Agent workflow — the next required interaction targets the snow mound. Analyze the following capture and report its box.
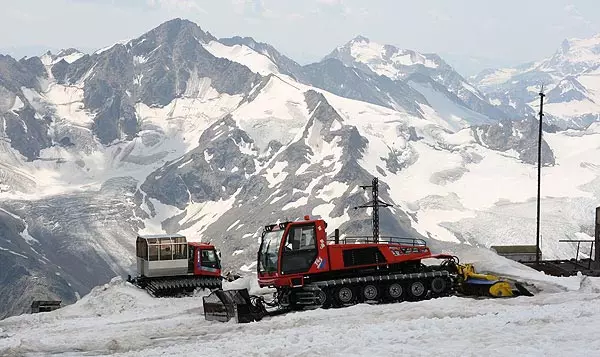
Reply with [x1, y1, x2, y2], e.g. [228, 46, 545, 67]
[64, 277, 155, 317]
[578, 274, 600, 293]
[433, 244, 595, 294]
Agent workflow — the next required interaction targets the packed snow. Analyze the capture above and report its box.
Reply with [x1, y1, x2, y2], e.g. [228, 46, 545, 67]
[2, 251, 600, 356]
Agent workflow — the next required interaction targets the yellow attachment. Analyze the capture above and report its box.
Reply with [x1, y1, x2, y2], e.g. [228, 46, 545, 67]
[457, 264, 500, 281]
[488, 282, 514, 297]
[456, 263, 516, 297]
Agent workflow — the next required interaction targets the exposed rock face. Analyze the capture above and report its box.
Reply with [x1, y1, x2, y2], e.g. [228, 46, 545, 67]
[141, 115, 259, 209]
[473, 118, 555, 166]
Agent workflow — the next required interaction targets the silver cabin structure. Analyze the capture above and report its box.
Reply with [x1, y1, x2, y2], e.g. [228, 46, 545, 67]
[136, 234, 189, 277]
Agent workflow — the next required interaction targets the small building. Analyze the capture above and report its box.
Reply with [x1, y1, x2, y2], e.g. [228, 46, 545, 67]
[31, 300, 61, 314]
[490, 245, 542, 263]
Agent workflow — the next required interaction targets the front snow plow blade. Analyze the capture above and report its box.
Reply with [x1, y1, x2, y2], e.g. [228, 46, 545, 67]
[202, 289, 268, 323]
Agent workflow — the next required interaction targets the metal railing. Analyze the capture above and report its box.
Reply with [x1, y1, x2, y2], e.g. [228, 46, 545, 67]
[558, 239, 595, 269]
[327, 234, 427, 246]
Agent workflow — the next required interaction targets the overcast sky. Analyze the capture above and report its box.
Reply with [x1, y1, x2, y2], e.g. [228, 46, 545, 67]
[1, 0, 599, 75]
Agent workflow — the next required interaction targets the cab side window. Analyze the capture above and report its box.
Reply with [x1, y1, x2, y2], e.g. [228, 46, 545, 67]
[286, 226, 315, 251]
[280, 224, 318, 275]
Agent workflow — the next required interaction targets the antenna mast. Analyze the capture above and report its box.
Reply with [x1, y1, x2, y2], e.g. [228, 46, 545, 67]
[354, 177, 393, 243]
[536, 86, 545, 266]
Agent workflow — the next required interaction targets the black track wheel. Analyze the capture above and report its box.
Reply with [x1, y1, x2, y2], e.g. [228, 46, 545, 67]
[407, 280, 427, 300]
[386, 282, 404, 301]
[315, 288, 332, 309]
[362, 284, 379, 301]
[430, 277, 448, 296]
[336, 286, 354, 305]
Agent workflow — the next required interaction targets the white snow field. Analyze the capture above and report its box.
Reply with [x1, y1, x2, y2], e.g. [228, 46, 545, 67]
[2, 251, 600, 357]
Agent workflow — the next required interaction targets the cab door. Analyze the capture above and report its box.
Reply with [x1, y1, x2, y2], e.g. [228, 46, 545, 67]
[195, 248, 221, 276]
[188, 245, 195, 273]
[280, 224, 319, 275]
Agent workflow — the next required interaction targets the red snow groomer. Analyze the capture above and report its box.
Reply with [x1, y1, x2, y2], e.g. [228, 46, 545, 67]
[202, 178, 533, 323]
[254, 216, 454, 308]
[254, 178, 455, 309]
[128, 234, 223, 297]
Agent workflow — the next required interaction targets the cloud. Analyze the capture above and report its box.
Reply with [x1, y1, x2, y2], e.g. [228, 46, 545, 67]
[316, 0, 343, 4]
[230, 0, 278, 19]
[563, 4, 595, 30]
[146, 0, 206, 13]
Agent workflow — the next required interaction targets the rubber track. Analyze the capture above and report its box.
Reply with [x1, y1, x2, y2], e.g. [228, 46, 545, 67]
[146, 277, 222, 297]
[311, 270, 452, 288]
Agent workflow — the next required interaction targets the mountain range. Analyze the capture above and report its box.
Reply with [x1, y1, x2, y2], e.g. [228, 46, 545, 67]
[471, 34, 600, 129]
[1, 18, 600, 319]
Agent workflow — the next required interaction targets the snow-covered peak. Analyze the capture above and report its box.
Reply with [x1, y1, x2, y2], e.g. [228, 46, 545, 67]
[547, 76, 589, 99]
[203, 40, 281, 76]
[217, 36, 303, 79]
[472, 33, 600, 129]
[324, 36, 503, 121]
[474, 33, 600, 90]
[539, 33, 600, 75]
[330, 36, 440, 80]
[219, 36, 266, 53]
[347, 35, 370, 44]
[40, 48, 85, 65]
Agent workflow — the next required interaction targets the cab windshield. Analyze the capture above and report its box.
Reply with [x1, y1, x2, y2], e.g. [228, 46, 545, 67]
[200, 249, 221, 269]
[258, 229, 285, 273]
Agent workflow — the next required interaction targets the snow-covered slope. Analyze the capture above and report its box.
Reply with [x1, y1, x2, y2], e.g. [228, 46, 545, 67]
[472, 33, 600, 128]
[203, 40, 281, 76]
[2, 18, 600, 321]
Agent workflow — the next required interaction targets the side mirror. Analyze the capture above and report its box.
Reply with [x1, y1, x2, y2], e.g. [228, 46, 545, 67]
[216, 249, 222, 259]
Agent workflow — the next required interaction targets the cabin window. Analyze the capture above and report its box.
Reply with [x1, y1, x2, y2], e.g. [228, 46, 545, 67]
[159, 243, 172, 260]
[173, 243, 187, 259]
[148, 244, 159, 261]
[202, 249, 217, 263]
[286, 226, 316, 251]
[173, 236, 186, 244]
[281, 224, 318, 275]
[136, 238, 148, 259]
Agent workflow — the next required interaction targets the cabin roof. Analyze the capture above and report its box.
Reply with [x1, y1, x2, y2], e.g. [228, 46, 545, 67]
[31, 300, 61, 308]
[137, 234, 186, 239]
